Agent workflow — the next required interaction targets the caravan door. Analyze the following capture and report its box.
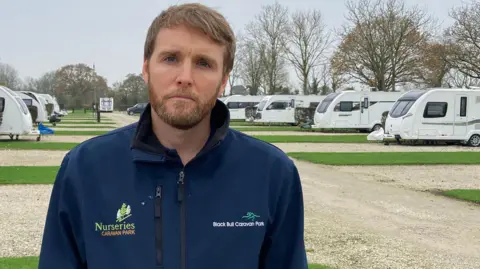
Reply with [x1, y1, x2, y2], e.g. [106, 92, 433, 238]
[360, 95, 369, 126]
[454, 95, 468, 137]
[264, 99, 292, 123]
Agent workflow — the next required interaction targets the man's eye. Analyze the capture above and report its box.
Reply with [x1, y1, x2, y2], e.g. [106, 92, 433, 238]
[198, 59, 210, 68]
[164, 56, 176, 62]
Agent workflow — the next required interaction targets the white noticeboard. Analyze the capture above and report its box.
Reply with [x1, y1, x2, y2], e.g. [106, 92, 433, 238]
[99, 97, 114, 112]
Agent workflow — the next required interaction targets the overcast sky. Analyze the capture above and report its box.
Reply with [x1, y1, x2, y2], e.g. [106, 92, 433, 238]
[0, 0, 462, 88]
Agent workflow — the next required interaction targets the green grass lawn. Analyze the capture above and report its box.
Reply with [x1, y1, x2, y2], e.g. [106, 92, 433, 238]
[48, 125, 116, 129]
[287, 152, 480, 165]
[0, 135, 369, 148]
[233, 126, 300, 131]
[254, 135, 369, 143]
[0, 142, 79, 150]
[440, 189, 480, 204]
[0, 166, 59, 184]
[50, 130, 109, 136]
[0, 257, 335, 269]
[54, 121, 115, 124]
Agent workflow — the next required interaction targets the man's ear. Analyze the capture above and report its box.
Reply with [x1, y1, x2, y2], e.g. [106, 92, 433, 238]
[142, 59, 149, 83]
[218, 72, 230, 97]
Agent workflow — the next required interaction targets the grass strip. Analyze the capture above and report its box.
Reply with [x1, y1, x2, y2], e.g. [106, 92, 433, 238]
[0, 166, 59, 184]
[440, 189, 480, 204]
[287, 152, 480, 165]
[253, 135, 369, 143]
[0, 141, 78, 150]
[0, 257, 335, 269]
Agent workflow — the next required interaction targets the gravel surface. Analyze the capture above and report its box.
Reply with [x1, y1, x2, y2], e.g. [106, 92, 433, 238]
[335, 164, 480, 191]
[0, 185, 52, 258]
[295, 160, 480, 269]
[1, 161, 479, 268]
[2, 143, 478, 166]
[1, 112, 480, 267]
[0, 150, 68, 166]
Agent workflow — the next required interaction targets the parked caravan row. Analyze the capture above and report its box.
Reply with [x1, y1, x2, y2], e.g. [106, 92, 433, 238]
[39, 93, 64, 116]
[0, 86, 41, 140]
[312, 90, 404, 132]
[18, 91, 49, 123]
[383, 88, 480, 147]
[221, 95, 264, 120]
[253, 95, 325, 125]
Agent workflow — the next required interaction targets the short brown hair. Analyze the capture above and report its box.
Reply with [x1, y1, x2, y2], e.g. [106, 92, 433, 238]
[144, 3, 236, 75]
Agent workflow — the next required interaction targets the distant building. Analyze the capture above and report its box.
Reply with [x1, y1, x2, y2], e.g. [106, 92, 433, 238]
[230, 85, 247, 95]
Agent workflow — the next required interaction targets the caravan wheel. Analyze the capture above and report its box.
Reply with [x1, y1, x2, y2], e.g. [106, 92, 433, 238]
[467, 134, 480, 147]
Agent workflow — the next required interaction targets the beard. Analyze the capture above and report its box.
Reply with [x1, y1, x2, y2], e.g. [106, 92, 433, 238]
[148, 78, 220, 130]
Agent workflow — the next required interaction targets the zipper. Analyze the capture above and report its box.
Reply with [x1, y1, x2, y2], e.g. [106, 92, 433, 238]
[175, 141, 222, 269]
[177, 169, 186, 269]
[154, 185, 163, 268]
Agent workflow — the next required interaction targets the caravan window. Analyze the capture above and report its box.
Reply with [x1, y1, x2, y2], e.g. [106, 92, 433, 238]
[334, 101, 360, 112]
[389, 100, 414, 118]
[309, 102, 319, 108]
[316, 92, 340, 113]
[423, 102, 447, 118]
[23, 99, 33, 106]
[0, 97, 4, 112]
[15, 96, 29, 115]
[460, 97, 467, 117]
[266, 101, 289, 110]
[227, 102, 257, 109]
[257, 99, 268, 111]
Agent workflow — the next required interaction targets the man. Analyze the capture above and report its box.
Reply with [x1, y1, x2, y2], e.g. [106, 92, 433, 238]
[38, 3, 307, 269]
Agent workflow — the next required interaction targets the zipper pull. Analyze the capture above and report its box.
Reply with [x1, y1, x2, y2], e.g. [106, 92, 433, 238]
[177, 170, 185, 203]
[156, 186, 162, 198]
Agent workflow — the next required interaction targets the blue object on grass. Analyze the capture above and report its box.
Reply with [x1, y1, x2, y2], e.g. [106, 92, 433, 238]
[38, 123, 55, 135]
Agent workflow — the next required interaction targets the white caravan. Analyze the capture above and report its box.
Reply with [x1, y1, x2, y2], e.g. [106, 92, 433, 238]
[99, 97, 114, 112]
[383, 88, 480, 146]
[39, 93, 61, 115]
[20, 91, 48, 122]
[0, 86, 37, 140]
[254, 95, 325, 125]
[17, 92, 44, 123]
[312, 90, 404, 131]
[223, 95, 264, 120]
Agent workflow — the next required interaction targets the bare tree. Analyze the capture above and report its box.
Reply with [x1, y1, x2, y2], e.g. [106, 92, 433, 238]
[283, 9, 331, 95]
[237, 39, 264, 95]
[336, 0, 435, 91]
[444, 68, 480, 88]
[0, 62, 22, 90]
[36, 71, 57, 94]
[245, 1, 290, 94]
[418, 41, 451, 87]
[444, 0, 480, 79]
[322, 53, 350, 92]
[227, 31, 243, 95]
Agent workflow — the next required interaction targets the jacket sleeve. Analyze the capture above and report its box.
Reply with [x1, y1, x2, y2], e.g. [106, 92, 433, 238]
[38, 153, 86, 269]
[259, 160, 308, 269]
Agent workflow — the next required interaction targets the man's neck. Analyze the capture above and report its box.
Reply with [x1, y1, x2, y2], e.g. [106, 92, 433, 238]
[151, 108, 212, 165]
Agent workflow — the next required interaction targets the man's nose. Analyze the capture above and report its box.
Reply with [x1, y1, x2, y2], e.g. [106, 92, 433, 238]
[176, 61, 193, 87]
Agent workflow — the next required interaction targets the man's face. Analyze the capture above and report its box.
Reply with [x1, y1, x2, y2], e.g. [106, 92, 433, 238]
[143, 24, 228, 130]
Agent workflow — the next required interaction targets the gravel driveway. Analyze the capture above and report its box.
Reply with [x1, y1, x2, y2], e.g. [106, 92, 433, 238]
[1, 113, 479, 267]
[295, 160, 480, 269]
[2, 142, 478, 166]
[1, 161, 479, 269]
